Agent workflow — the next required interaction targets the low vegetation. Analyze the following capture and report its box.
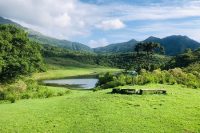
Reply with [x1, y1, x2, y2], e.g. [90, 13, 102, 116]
[97, 67, 200, 89]
[0, 78, 70, 103]
[0, 84, 200, 132]
[0, 24, 200, 132]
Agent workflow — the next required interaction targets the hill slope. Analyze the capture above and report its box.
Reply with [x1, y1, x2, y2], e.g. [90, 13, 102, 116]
[29, 33, 93, 52]
[144, 35, 200, 55]
[0, 16, 93, 52]
[94, 39, 138, 53]
[1, 16, 200, 55]
[95, 36, 200, 55]
[0, 16, 19, 25]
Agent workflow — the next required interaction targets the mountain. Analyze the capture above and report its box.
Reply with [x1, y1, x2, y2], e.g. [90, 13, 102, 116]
[95, 36, 200, 55]
[94, 39, 138, 53]
[143, 36, 162, 43]
[143, 35, 200, 55]
[29, 33, 93, 52]
[0, 16, 19, 25]
[0, 16, 93, 52]
[1, 16, 200, 55]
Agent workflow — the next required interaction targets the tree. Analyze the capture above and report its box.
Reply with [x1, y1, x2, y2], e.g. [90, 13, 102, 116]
[0, 25, 45, 82]
[134, 42, 164, 56]
[134, 42, 165, 71]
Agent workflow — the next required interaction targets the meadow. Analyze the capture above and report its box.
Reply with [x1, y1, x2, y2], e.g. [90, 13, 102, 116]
[0, 67, 200, 133]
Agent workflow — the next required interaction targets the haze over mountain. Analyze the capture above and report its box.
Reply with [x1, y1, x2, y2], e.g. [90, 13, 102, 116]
[1, 16, 200, 55]
[94, 39, 138, 54]
[0, 17, 93, 52]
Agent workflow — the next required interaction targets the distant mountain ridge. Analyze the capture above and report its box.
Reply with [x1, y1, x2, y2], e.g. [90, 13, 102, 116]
[95, 36, 200, 55]
[144, 35, 200, 55]
[0, 16, 19, 25]
[0, 16, 93, 52]
[1, 16, 200, 55]
[94, 39, 138, 53]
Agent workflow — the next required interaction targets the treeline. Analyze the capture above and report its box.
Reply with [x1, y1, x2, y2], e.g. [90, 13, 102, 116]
[0, 25, 45, 82]
[42, 43, 170, 70]
[96, 48, 200, 89]
[167, 48, 200, 69]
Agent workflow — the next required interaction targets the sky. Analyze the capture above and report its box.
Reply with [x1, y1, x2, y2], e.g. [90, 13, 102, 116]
[0, 0, 200, 48]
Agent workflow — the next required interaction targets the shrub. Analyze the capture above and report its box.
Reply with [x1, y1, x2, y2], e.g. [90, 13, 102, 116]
[101, 81, 123, 89]
[21, 93, 31, 99]
[6, 95, 16, 103]
[0, 91, 6, 100]
[96, 72, 114, 86]
[96, 67, 200, 89]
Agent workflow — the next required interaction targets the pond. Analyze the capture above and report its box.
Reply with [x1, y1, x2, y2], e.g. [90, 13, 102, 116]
[43, 78, 98, 89]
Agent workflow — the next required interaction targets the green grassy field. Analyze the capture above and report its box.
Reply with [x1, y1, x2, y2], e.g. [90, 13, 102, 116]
[33, 57, 120, 80]
[0, 84, 200, 133]
[0, 67, 200, 133]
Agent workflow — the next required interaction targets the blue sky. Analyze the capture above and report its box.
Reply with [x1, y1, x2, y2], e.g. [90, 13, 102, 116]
[0, 0, 200, 47]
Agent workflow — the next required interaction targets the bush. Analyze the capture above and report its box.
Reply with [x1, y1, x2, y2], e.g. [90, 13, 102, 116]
[21, 93, 31, 99]
[6, 94, 16, 103]
[96, 72, 114, 87]
[0, 91, 6, 100]
[96, 67, 200, 89]
[102, 81, 125, 89]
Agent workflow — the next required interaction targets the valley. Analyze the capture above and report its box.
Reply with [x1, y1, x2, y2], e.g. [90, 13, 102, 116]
[0, 15, 200, 133]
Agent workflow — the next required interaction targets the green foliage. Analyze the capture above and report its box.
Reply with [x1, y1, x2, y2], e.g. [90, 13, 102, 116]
[29, 34, 93, 52]
[97, 72, 126, 89]
[42, 43, 169, 70]
[0, 25, 45, 82]
[94, 35, 200, 55]
[0, 79, 70, 102]
[97, 67, 200, 89]
[135, 42, 164, 55]
[167, 48, 200, 69]
[1, 84, 200, 132]
[94, 39, 138, 53]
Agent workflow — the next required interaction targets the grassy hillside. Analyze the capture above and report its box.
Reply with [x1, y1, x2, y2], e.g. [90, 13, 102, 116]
[0, 84, 200, 133]
[29, 34, 93, 52]
[33, 65, 119, 80]
[1, 64, 200, 132]
[0, 16, 93, 53]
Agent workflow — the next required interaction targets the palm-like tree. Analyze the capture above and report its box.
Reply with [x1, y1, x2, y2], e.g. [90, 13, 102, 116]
[134, 42, 164, 56]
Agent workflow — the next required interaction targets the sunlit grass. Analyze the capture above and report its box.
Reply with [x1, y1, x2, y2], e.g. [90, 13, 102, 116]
[33, 66, 120, 80]
[0, 84, 199, 132]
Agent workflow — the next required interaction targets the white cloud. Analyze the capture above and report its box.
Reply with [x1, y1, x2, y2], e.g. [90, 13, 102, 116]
[88, 38, 109, 48]
[107, 3, 200, 21]
[0, 0, 102, 39]
[96, 19, 125, 30]
[0, 0, 200, 44]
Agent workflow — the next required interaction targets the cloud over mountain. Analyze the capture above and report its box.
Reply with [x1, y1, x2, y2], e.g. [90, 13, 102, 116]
[0, 0, 200, 45]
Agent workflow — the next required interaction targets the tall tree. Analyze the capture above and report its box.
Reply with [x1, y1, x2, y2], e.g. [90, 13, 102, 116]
[0, 25, 45, 82]
[135, 42, 164, 56]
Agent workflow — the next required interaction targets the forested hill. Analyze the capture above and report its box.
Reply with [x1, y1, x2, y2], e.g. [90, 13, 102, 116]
[95, 36, 200, 55]
[94, 39, 138, 54]
[0, 17, 19, 25]
[1, 16, 200, 55]
[143, 36, 200, 55]
[0, 16, 93, 53]
[29, 33, 93, 52]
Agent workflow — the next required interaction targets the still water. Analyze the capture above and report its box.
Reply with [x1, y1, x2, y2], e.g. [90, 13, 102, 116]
[43, 78, 98, 89]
